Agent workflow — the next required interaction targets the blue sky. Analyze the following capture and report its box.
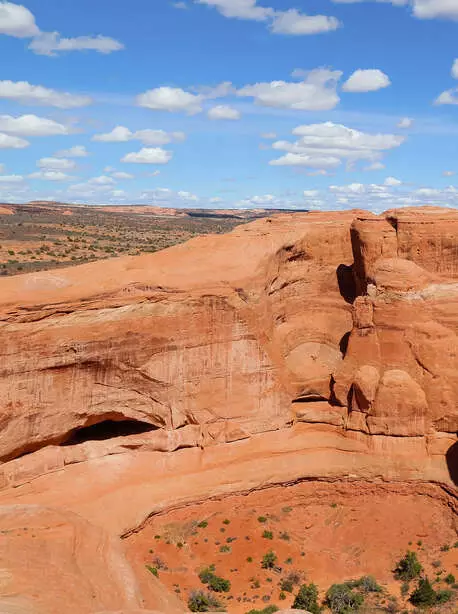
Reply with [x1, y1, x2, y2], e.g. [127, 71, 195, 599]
[1, 0, 458, 210]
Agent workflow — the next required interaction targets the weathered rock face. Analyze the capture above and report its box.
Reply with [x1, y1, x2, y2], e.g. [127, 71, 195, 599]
[0, 206, 458, 613]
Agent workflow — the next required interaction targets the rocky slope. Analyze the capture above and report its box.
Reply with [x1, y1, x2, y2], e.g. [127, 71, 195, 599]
[0, 206, 457, 613]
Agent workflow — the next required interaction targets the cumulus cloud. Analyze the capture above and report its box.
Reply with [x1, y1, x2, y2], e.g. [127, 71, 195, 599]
[332, 0, 458, 21]
[55, 145, 89, 158]
[0, 2, 39, 37]
[93, 126, 186, 145]
[111, 171, 134, 179]
[136, 87, 204, 114]
[397, 117, 414, 128]
[194, 0, 340, 36]
[364, 161, 385, 171]
[0, 114, 70, 136]
[453, 59, 458, 79]
[270, 10, 340, 34]
[29, 32, 124, 56]
[121, 147, 173, 164]
[237, 68, 342, 111]
[384, 176, 402, 186]
[342, 69, 391, 92]
[0, 2, 123, 56]
[0, 132, 29, 148]
[269, 121, 405, 169]
[88, 175, 116, 185]
[0, 80, 91, 108]
[37, 157, 76, 171]
[207, 105, 241, 120]
[0, 174, 24, 183]
[29, 170, 73, 181]
[434, 88, 458, 105]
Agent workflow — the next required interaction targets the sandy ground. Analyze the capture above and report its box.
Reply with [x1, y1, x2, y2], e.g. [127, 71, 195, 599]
[125, 481, 458, 614]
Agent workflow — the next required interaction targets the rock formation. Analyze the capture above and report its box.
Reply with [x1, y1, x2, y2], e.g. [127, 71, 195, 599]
[0, 206, 457, 612]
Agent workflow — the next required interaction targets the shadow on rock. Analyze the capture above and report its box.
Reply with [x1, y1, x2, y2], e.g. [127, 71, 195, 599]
[446, 439, 458, 487]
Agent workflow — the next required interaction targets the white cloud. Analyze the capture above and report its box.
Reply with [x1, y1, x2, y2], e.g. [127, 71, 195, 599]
[121, 147, 173, 164]
[149, 170, 161, 177]
[364, 161, 385, 171]
[207, 105, 241, 120]
[29, 170, 72, 181]
[270, 9, 340, 34]
[397, 117, 414, 128]
[237, 68, 342, 111]
[303, 189, 319, 197]
[384, 176, 402, 186]
[0, 2, 39, 37]
[194, 0, 340, 36]
[453, 59, 458, 79]
[342, 69, 391, 92]
[195, 0, 273, 20]
[0, 174, 24, 183]
[111, 171, 134, 179]
[443, 170, 456, 177]
[178, 190, 199, 201]
[434, 88, 458, 105]
[0, 80, 91, 108]
[269, 121, 405, 169]
[261, 132, 277, 139]
[37, 157, 76, 171]
[93, 126, 186, 145]
[0, 114, 69, 136]
[55, 145, 88, 158]
[0, 132, 28, 148]
[412, 0, 458, 20]
[88, 175, 116, 185]
[28, 32, 124, 56]
[136, 87, 203, 114]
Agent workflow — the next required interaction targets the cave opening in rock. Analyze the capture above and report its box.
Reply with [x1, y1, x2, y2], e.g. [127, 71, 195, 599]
[62, 419, 158, 446]
[293, 394, 329, 403]
[446, 439, 458, 487]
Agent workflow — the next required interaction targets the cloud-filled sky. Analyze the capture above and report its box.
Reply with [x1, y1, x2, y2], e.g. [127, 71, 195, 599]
[1, 0, 458, 211]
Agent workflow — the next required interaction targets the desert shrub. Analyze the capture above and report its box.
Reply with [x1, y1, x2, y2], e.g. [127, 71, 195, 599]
[197, 521, 208, 529]
[280, 578, 294, 593]
[436, 589, 453, 604]
[282, 506, 293, 513]
[279, 592, 286, 600]
[431, 560, 442, 568]
[258, 516, 268, 523]
[445, 573, 455, 585]
[146, 565, 158, 577]
[198, 567, 231, 592]
[400, 582, 409, 597]
[441, 544, 450, 552]
[293, 583, 321, 614]
[247, 557, 253, 563]
[409, 578, 437, 607]
[262, 530, 274, 540]
[220, 545, 231, 553]
[262, 550, 277, 569]
[280, 532, 290, 541]
[246, 606, 278, 614]
[393, 551, 422, 581]
[325, 583, 364, 614]
[347, 576, 382, 593]
[223, 519, 230, 525]
[188, 590, 224, 612]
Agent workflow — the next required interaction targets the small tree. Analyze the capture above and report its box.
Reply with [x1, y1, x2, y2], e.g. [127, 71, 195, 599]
[188, 590, 224, 612]
[325, 583, 364, 614]
[262, 550, 277, 569]
[393, 551, 422, 582]
[409, 578, 436, 608]
[293, 583, 321, 614]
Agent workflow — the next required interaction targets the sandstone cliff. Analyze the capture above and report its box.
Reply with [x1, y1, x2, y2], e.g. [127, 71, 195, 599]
[0, 207, 457, 613]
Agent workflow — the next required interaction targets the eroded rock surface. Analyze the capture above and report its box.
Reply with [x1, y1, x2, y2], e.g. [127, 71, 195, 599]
[0, 206, 458, 613]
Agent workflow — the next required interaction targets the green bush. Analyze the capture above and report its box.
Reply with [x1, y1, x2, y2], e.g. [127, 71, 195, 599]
[393, 551, 422, 581]
[293, 583, 321, 614]
[445, 573, 455, 585]
[280, 578, 294, 593]
[346, 576, 382, 593]
[222, 519, 230, 525]
[261, 550, 277, 569]
[188, 590, 224, 612]
[262, 530, 274, 540]
[325, 583, 364, 614]
[146, 565, 158, 577]
[409, 578, 437, 607]
[198, 567, 231, 592]
[198, 521, 208, 529]
[258, 516, 268, 523]
[246, 606, 279, 614]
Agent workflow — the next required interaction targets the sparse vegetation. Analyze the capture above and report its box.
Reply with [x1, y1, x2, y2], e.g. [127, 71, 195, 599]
[188, 590, 225, 612]
[261, 550, 277, 569]
[258, 516, 268, 523]
[325, 583, 364, 614]
[393, 551, 423, 581]
[198, 567, 231, 592]
[262, 530, 273, 540]
[293, 583, 321, 614]
[409, 578, 451, 608]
